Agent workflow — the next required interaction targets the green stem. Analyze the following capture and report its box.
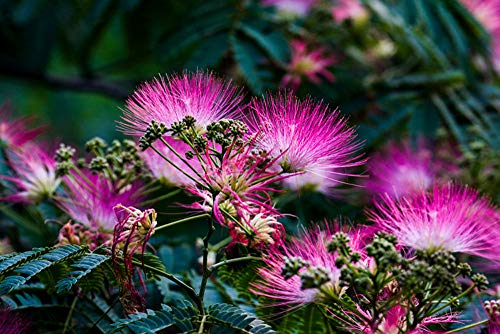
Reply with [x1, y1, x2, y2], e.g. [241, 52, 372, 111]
[159, 136, 208, 186]
[62, 295, 79, 334]
[209, 256, 262, 272]
[154, 213, 210, 232]
[446, 319, 489, 333]
[149, 144, 206, 189]
[431, 285, 476, 315]
[138, 188, 182, 207]
[198, 218, 215, 302]
[131, 259, 203, 314]
[209, 237, 232, 252]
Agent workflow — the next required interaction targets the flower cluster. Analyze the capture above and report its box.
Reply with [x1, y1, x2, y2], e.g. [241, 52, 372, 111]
[121, 72, 364, 249]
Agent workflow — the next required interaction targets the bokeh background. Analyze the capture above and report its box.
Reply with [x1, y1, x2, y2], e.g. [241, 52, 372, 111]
[2, 0, 498, 149]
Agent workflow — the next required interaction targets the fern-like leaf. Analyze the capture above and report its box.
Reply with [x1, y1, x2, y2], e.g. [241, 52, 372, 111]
[55, 253, 110, 293]
[209, 303, 276, 334]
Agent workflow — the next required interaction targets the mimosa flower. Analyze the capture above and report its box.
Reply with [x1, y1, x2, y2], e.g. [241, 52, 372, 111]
[281, 40, 336, 90]
[331, 0, 368, 24]
[368, 183, 500, 263]
[248, 94, 365, 194]
[119, 72, 243, 137]
[57, 172, 143, 231]
[1, 144, 60, 203]
[262, 0, 316, 17]
[366, 140, 435, 199]
[251, 224, 366, 310]
[0, 102, 43, 148]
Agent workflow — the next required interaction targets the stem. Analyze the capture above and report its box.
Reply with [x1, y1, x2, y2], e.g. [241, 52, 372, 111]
[198, 218, 215, 302]
[446, 319, 489, 333]
[209, 237, 232, 251]
[154, 213, 210, 232]
[431, 285, 476, 315]
[131, 259, 203, 314]
[149, 144, 206, 189]
[62, 295, 79, 334]
[138, 188, 182, 207]
[208, 256, 262, 272]
[159, 137, 208, 186]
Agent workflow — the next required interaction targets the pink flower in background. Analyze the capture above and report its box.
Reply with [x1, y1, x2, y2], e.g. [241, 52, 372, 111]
[366, 140, 435, 200]
[0, 144, 60, 203]
[0, 308, 30, 334]
[281, 40, 336, 90]
[461, 0, 500, 69]
[251, 224, 367, 310]
[341, 303, 456, 333]
[57, 172, 143, 231]
[331, 0, 368, 23]
[368, 183, 500, 263]
[247, 94, 365, 194]
[262, 0, 317, 17]
[0, 102, 43, 149]
[141, 136, 202, 187]
[119, 72, 243, 137]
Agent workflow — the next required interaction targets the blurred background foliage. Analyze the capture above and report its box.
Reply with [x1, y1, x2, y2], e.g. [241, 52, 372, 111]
[1, 0, 498, 148]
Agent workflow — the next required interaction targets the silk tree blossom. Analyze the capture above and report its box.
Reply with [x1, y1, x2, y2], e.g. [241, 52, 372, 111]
[341, 304, 456, 333]
[57, 171, 143, 232]
[366, 140, 436, 199]
[461, 0, 500, 70]
[331, 0, 368, 24]
[0, 145, 60, 203]
[119, 72, 243, 137]
[247, 94, 365, 194]
[251, 224, 367, 310]
[368, 183, 500, 263]
[281, 40, 337, 90]
[261, 0, 316, 17]
[141, 136, 202, 186]
[0, 102, 43, 148]
[0, 308, 30, 334]
[186, 139, 288, 248]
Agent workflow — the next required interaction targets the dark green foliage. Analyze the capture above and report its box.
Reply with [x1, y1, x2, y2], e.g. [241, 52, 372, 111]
[55, 253, 110, 293]
[208, 303, 276, 333]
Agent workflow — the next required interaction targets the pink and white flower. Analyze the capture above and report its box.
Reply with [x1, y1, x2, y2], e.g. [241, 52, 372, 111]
[1, 144, 60, 203]
[368, 183, 500, 263]
[366, 140, 435, 200]
[0, 102, 43, 149]
[281, 40, 337, 90]
[247, 94, 365, 194]
[331, 0, 368, 24]
[119, 72, 243, 137]
[57, 171, 143, 231]
[251, 224, 367, 310]
[261, 0, 317, 17]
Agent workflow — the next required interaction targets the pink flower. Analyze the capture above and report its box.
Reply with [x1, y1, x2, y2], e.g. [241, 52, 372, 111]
[0, 308, 30, 334]
[251, 224, 367, 310]
[341, 303, 456, 333]
[461, 0, 500, 69]
[366, 140, 435, 200]
[119, 72, 243, 137]
[261, 0, 316, 17]
[247, 94, 365, 194]
[141, 136, 202, 186]
[281, 40, 336, 90]
[331, 0, 368, 24]
[1, 144, 60, 203]
[368, 183, 500, 263]
[57, 172, 143, 231]
[0, 102, 43, 148]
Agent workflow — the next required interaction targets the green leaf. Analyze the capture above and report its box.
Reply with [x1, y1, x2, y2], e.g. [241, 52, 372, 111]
[55, 253, 110, 293]
[209, 303, 276, 334]
[239, 24, 288, 63]
[231, 35, 264, 94]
